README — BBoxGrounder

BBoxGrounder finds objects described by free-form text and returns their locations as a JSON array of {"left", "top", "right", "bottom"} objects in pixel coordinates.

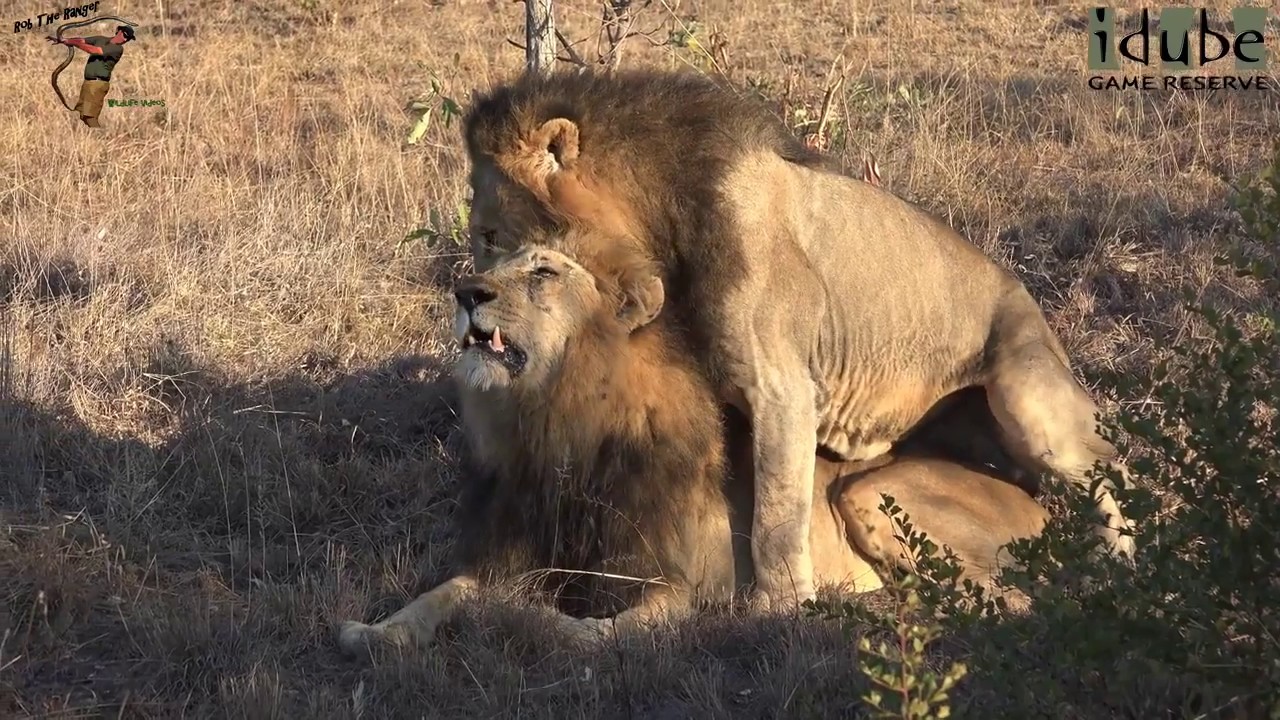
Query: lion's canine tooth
[{"left": 491, "top": 326, "right": 506, "bottom": 353}]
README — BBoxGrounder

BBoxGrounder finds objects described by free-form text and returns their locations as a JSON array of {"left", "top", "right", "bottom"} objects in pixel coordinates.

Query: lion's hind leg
[
  {"left": 338, "top": 575, "right": 477, "bottom": 659},
  {"left": 983, "top": 330, "right": 1136, "bottom": 560},
  {"left": 833, "top": 459, "right": 1050, "bottom": 610},
  {"left": 834, "top": 469, "right": 918, "bottom": 577}
]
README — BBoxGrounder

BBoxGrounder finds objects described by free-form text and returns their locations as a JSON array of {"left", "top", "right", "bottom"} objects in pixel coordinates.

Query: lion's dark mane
[{"left": 448, "top": 314, "right": 734, "bottom": 619}]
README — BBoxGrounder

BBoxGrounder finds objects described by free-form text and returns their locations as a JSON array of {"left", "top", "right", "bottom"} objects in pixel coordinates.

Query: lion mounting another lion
[
  {"left": 337, "top": 241, "right": 1050, "bottom": 656},
  {"left": 460, "top": 68, "right": 1135, "bottom": 611}
]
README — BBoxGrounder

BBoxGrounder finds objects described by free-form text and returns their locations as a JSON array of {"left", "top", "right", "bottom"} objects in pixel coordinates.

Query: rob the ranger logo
[{"left": 1087, "top": 6, "right": 1272, "bottom": 91}]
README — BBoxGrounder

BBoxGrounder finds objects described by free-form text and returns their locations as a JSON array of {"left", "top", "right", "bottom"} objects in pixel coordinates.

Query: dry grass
[{"left": 1, "top": 0, "right": 1278, "bottom": 716}]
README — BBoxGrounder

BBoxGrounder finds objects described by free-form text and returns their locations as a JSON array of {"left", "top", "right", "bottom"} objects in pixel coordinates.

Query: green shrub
[
  {"left": 819, "top": 496, "right": 971, "bottom": 720},
  {"left": 817, "top": 141, "right": 1280, "bottom": 719}
]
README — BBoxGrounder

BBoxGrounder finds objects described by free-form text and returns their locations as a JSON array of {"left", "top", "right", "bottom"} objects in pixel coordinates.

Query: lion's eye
[{"left": 533, "top": 266, "right": 559, "bottom": 278}]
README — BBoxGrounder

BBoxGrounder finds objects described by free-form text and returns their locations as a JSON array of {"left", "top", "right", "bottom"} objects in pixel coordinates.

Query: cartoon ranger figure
[{"left": 46, "top": 24, "right": 135, "bottom": 128}]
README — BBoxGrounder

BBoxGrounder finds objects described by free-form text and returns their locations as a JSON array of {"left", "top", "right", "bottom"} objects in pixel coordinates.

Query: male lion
[
  {"left": 461, "top": 69, "right": 1134, "bottom": 609},
  {"left": 336, "top": 241, "right": 1049, "bottom": 656}
]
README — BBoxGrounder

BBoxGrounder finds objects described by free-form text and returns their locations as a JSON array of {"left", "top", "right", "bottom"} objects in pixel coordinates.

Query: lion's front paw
[
  {"left": 338, "top": 620, "right": 415, "bottom": 660},
  {"left": 539, "top": 611, "right": 617, "bottom": 646},
  {"left": 567, "top": 616, "right": 616, "bottom": 645},
  {"left": 337, "top": 620, "right": 383, "bottom": 659}
]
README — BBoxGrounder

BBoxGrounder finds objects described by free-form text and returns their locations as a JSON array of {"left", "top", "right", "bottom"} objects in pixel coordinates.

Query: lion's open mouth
[{"left": 463, "top": 324, "right": 528, "bottom": 375}]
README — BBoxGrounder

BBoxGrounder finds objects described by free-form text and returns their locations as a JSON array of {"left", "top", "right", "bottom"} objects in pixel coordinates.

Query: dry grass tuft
[{"left": 2, "top": 0, "right": 1278, "bottom": 716}]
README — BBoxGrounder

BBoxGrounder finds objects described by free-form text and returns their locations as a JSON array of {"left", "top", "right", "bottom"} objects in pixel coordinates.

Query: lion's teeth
[{"left": 491, "top": 326, "right": 506, "bottom": 353}]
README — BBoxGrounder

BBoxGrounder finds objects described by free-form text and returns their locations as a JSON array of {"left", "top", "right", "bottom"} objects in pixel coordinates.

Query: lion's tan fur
[
  {"left": 336, "top": 243, "right": 1050, "bottom": 657},
  {"left": 461, "top": 69, "right": 1134, "bottom": 609}
]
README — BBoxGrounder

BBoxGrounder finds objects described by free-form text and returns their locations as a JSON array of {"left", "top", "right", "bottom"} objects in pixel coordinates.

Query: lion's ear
[
  {"left": 618, "top": 272, "right": 665, "bottom": 332},
  {"left": 532, "top": 118, "right": 581, "bottom": 171}
]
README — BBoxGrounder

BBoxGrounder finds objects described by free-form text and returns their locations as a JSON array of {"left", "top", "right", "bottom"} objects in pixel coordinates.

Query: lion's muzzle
[{"left": 452, "top": 275, "right": 528, "bottom": 376}]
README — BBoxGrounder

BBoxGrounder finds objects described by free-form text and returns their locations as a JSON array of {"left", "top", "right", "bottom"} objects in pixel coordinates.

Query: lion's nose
[{"left": 454, "top": 280, "right": 497, "bottom": 312}]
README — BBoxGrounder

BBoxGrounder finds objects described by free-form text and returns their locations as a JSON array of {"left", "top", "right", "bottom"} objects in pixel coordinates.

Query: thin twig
[
  {"left": 813, "top": 74, "right": 845, "bottom": 149},
  {"left": 555, "top": 29, "right": 589, "bottom": 67},
  {"left": 506, "top": 38, "right": 583, "bottom": 67}
]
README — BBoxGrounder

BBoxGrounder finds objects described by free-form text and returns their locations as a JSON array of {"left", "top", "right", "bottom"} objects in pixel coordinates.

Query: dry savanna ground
[{"left": 1, "top": 0, "right": 1278, "bottom": 717}]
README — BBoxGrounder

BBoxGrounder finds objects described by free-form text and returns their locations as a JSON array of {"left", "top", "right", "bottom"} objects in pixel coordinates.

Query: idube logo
[{"left": 1087, "top": 6, "right": 1272, "bottom": 91}]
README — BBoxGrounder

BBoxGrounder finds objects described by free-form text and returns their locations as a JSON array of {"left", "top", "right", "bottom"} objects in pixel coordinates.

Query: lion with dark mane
[
  {"left": 460, "top": 69, "right": 1134, "bottom": 610},
  {"left": 337, "top": 239, "right": 1049, "bottom": 655}
]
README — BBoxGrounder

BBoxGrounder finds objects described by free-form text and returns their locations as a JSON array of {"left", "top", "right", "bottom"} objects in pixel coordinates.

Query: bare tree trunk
[{"left": 524, "top": 0, "right": 557, "bottom": 75}]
